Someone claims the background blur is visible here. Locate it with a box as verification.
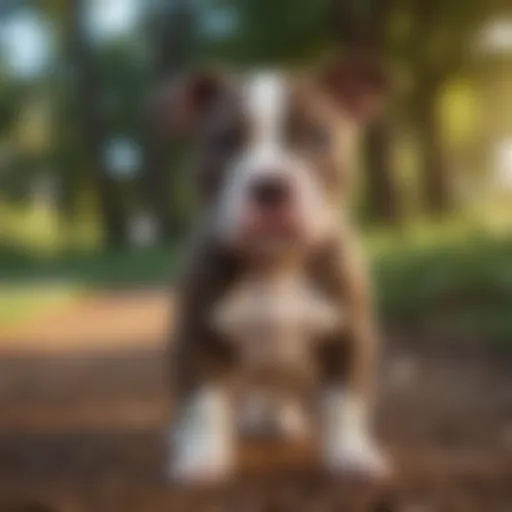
[1,0,511,343]
[0,1,512,510]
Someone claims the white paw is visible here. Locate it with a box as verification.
[169,449,233,485]
[169,423,234,484]
[168,388,234,485]
[324,436,391,479]
[321,389,391,480]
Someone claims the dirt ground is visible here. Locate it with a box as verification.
[0,296,511,511]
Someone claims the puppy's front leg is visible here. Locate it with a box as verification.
[167,241,238,484]
[170,384,234,484]
[314,237,390,478]
[168,324,236,484]
[320,325,388,478]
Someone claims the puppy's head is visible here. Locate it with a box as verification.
[152,55,387,259]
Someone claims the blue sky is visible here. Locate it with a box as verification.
[1,9,50,77]
[0,0,139,78]
[88,0,140,42]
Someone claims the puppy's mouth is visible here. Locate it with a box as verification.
[241,204,302,242]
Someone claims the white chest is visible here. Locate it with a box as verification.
[211,276,343,369]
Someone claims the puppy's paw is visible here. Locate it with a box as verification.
[168,388,234,485]
[324,436,391,480]
[321,390,392,481]
[168,424,234,485]
[169,451,233,485]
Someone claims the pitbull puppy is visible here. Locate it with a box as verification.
[156,55,390,483]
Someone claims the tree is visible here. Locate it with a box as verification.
[392,0,509,214]
[62,0,127,248]
[142,1,196,241]
[331,0,403,224]
[331,0,509,216]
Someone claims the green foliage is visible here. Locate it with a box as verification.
[1,0,512,344]
[197,0,332,65]
[0,245,181,287]
[371,223,512,344]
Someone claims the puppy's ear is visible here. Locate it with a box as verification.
[318,52,389,123]
[148,71,224,139]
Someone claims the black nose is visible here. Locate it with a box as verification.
[250,176,291,207]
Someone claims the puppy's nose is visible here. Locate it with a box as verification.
[250,176,291,208]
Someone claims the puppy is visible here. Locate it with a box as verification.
[155,55,390,483]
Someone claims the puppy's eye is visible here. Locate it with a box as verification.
[309,125,331,150]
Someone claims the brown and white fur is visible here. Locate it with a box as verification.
[212,268,343,441]
[155,56,390,484]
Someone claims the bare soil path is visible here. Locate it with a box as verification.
[0,292,511,511]
[0,290,171,354]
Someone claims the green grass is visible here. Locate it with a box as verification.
[0,245,182,287]
[0,211,511,343]
[369,219,512,345]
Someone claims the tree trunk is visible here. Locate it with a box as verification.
[65,0,126,248]
[365,116,402,223]
[142,2,195,241]
[330,0,402,224]
[416,83,452,214]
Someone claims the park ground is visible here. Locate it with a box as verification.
[0,289,512,511]
[0,213,510,511]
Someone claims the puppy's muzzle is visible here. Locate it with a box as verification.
[250,174,292,210]
[244,173,299,238]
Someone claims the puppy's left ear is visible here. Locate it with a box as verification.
[147,70,226,140]
[318,52,389,124]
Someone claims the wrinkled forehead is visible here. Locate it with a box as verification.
[202,70,322,136]
[204,70,334,137]
[200,71,290,135]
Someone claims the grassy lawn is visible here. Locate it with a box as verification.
[0,246,181,287]
[0,208,511,343]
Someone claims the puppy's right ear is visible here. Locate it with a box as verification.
[318,52,389,124]
[148,71,224,140]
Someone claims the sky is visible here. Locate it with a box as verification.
[0,10,50,77]
[0,0,140,78]
[481,19,512,53]
[87,0,140,42]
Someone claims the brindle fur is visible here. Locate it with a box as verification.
[169,224,379,425]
